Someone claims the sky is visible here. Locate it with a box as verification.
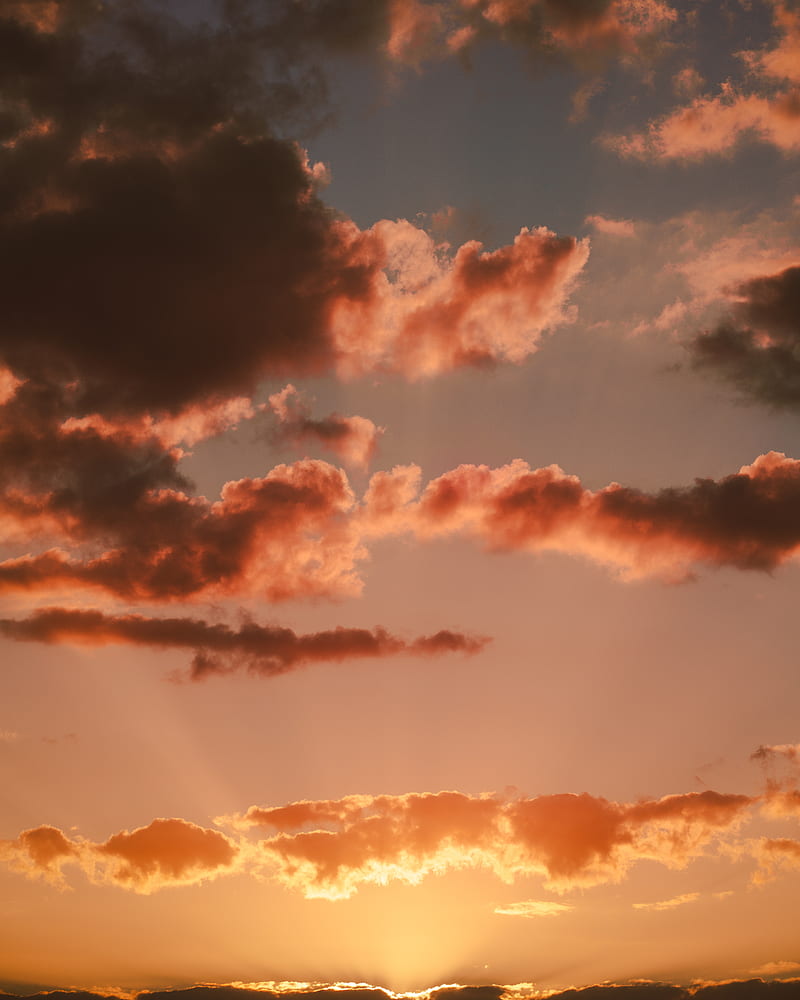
[1,0,800,995]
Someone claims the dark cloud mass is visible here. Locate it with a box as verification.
[689,267,800,410]
[0,0,379,415]
[2,980,800,1000]
[0,607,489,679]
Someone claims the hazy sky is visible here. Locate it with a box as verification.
[1,0,800,995]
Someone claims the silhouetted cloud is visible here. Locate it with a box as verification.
[688,267,800,410]
[0,608,489,680]
[3,983,800,1000]
[269,385,383,470]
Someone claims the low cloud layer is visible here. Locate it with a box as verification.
[0,784,776,900]
[2,983,800,1000]
[0,608,489,680]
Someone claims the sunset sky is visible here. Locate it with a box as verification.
[1,0,800,996]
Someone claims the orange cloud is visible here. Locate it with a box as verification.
[10,449,800,601]
[361,452,800,580]
[605,1,800,160]
[0,457,364,602]
[0,818,238,893]
[331,221,589,378]
[605,87,800,160]
[229,788,753,899]
[95,818,239,892]
[269,385,383,470]
[0,608,489,680]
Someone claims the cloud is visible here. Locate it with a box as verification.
[0,0,589,429]
[0,778,779,900]
[445,0,678,70]
[362,452,800,580]
[0,607,490,680]
[604,87,800,161]
[4,984,800,1000]
[604,3,800,160]
[494,899,573,917]
[632,892,700,911]
[0,818,239,893]
[585,215,636,238]
[750,963,800,978]
[687,267,800,410]
[11,448,800,600]
[227,788,752,899]
[0,455,365,602]
[268,385,384,470]
[331,220,589,378]
[752,837,800,884]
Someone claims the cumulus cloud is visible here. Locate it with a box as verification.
[604,2,800,160]
[0,1,590,420]
[0,817,238,893]
[7,765,797,900]
[268,385,383,470]
[361,452,800,580]
[226,788,752,899]
[331,220,589,378]
[687,267,800,411]
[0,451,365,602]
[0,607,489,680]
[11,450,800,601]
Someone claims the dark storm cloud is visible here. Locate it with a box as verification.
[688,267,800,409]
[0,607,490,679]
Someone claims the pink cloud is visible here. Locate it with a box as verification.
[361,452,800,580]
[331,220,590,377]
[585,214,637,238]
[268,385,383,470]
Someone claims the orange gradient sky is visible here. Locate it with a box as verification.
[1,0,800,995]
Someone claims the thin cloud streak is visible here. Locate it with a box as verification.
[0,608,490,680]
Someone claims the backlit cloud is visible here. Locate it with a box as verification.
[688,267,800,411]
[269,385,383,470]
[362,451,800,580]
[0,607,489,681]
[230,788,752,899]
[494,899,573,917]
[0,818,239,893]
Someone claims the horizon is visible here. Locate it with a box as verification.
[1,0,799,993]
